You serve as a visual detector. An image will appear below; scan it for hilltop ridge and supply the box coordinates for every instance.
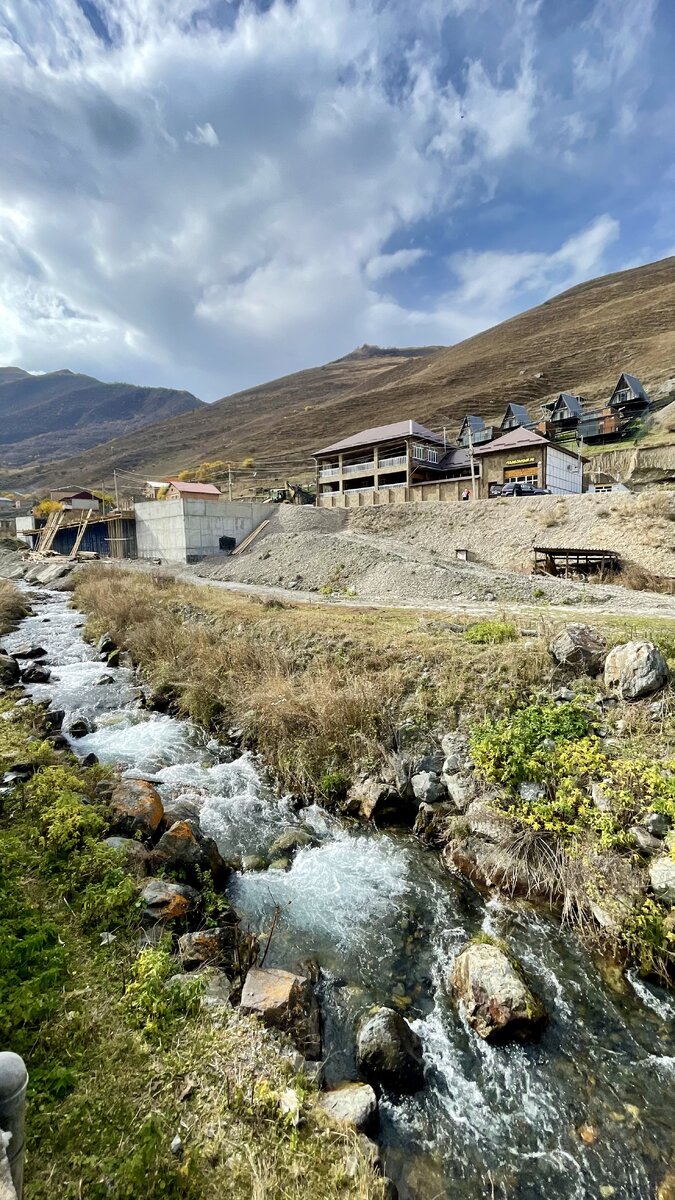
[3,255,675,491]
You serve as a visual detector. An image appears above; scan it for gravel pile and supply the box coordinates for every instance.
[193,508,675,613]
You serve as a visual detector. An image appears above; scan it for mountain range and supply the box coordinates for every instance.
[0,368,203,468]
[2,255,674,494]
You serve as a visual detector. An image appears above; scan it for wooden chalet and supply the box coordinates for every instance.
[608,373,650,418]
[499,403,532,434]
[314,420,479,507]
[542,393,584,433]
[456,415,494,448]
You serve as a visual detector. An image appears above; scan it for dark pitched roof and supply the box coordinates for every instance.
[314,420,443,456]
[458,414,486,432]
[557,393,583,416]
[502,403,532,424]
[615,373,649,401]
[474,425,586,461]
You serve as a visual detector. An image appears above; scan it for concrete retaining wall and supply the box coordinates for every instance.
[134,499,269,563]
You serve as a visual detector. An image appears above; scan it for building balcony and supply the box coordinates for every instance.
[378,454,407,470]
[342,460,376,475]
[319,466,340,479]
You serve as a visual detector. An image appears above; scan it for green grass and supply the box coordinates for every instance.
[0,697,384,1200]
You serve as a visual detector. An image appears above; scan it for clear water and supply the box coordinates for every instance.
[4,590,674,1200]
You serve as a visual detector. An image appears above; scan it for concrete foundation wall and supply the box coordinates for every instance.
[134,499,270,563]
[135,499,187,561]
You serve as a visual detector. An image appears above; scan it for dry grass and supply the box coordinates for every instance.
[618,563,675,594]
[74,567,556,796]
[0,578,29,635]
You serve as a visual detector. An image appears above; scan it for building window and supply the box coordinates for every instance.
[412,443,439,463]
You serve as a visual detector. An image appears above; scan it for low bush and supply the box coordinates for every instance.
[463,619,518,645]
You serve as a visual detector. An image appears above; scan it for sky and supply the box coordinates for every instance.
[1,0,674,403]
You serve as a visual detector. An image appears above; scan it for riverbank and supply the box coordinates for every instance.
[73,566,675,980]
[3,577,675,1200]
[0,589,385,1199]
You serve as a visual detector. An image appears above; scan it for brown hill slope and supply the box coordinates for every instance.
[7,255,675,492]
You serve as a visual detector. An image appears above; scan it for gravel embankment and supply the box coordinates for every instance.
[193,495,675,617]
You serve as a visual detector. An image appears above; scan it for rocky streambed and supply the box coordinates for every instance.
[2,589,675,1200]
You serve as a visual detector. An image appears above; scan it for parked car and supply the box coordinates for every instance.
[500,481,550,497]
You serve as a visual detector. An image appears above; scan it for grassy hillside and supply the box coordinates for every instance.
[0,367,204,466]
[6,255,675,492]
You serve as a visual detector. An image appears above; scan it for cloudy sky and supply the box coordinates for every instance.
[1,0,674,401]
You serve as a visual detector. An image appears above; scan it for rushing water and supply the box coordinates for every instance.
[4,589,675,1200]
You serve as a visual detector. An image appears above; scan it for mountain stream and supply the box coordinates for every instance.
[3,589,674,1200]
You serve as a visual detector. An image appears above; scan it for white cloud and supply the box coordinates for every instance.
[0,0,667,401]
[365,249,427,281]
[574,0,658,92]
[185,121,219,146]
[447,214,620,317]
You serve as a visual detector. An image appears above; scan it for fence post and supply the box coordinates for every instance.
[0,1053,28,1198]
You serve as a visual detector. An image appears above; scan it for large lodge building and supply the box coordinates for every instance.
[314,421,584,508]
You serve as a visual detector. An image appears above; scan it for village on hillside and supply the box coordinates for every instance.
[0,369,672,578]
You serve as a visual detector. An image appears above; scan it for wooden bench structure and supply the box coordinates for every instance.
[532,546,621,578]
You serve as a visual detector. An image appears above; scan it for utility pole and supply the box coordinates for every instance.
[228,465,233,502]
[113,469,119,510]
[467,425,478,500]
[101,483,106,516]
[443,426,447,450]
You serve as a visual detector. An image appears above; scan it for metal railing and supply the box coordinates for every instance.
[342,460,376,475]
[378,455,407,469]
[318,467,340,479]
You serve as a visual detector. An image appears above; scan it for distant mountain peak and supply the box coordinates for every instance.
[0,367,204,468]
[336,343,446,362]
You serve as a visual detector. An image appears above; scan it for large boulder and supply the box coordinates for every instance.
[140,878,202,924]
[604,641,669,700]
[450,940,547,1041]
[240,966,321,1059]
[413,801,455,845]
[178,926,237,971]
[0,654,20,687]
[318,1082,378,1133]
[162,797,202,829]
[11,644,47,660]
[443,772,476,810]
[96,632,117,658]
[410,770,445,805]
[356,1007,424,1094]
[267,828,316,858]
[20,663,50,684]
[150,820,227,885]
[549,623,606,674]
[68,717,92,738]
[108,779,164,839]
[346,773,399,822]
[649,856,675,904]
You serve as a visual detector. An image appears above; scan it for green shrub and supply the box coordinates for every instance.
[471,700,675,845]
[622,899,675,978]
[470,699,592,789]
[463,619,518,645]
[122,945,204,1043]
